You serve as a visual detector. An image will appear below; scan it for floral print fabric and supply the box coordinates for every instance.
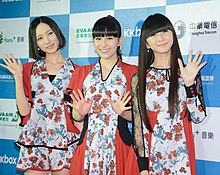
[82,62,127,174]
[16,59,79,171]
[145,68,206,174]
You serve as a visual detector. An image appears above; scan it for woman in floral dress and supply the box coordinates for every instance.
[1,16,80,175]
[131,13,207,175]
[66,15,139,175]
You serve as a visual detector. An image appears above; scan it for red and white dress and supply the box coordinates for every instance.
[131,68,207,175]
[15,59,80,172]
[67,59,139,175]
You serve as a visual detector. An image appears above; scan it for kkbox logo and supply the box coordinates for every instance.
[124,26,141,38]
[0,154,17,165]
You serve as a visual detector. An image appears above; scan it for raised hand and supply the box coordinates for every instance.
[1,53,23,78]
[106,90,131,116]
[178,50,207,87]
[67,89,93,121]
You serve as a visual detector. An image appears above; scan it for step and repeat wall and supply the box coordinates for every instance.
[0,0,220,174]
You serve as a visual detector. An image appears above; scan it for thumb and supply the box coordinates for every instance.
[178,58,184,71]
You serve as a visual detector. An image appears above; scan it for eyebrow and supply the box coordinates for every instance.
[36,29,52,38]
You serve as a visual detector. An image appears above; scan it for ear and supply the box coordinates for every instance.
[145,42,150,49]
[118,36,124,47]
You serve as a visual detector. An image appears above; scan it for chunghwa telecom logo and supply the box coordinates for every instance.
[0,32,3,44]
[174,20,186,39]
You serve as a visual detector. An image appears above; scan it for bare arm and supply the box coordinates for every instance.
[1,54,30,115]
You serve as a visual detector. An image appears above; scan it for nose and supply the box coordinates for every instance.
[44,36,50,44]
[100,38,107,47]
[157,32,163,41]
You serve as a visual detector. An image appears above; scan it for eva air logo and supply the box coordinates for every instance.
[0,32,3,44]
[12,111,19,122]
[0,112,19,123]
[75,27,92,39]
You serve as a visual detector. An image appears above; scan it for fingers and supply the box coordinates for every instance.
[2,53,19,65]
[17,57,22,65]
[198,61,207,70]
[123,94,131,105]
[178,58,184,71]
[187,49,193,63]
[193,50,203,63]
[196,51,204,65]
[77,89,84,100]
[9,53,16,63]
[72,89,84,102]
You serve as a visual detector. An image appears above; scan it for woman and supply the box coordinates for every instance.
[131,13,207,175]
[66,15,139,175]
[1,16,80,175]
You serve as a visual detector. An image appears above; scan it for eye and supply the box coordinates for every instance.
[106,36,114,40]
[48,31,54,35]
[37,37,42,41]
[95,37,101,40]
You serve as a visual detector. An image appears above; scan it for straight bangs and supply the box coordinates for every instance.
[92,17,120,38]
[143,14,173,39]
[92,27,119,38]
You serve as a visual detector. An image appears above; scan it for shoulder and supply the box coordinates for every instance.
[118,60,138,76]
[23,61,35,74]
[74,62,97,73]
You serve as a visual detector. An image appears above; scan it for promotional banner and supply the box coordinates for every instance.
[0,0,219,174]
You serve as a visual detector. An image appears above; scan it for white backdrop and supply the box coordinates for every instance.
[0,0,219,174]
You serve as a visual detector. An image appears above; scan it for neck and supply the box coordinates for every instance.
[151,52,171,68]
[100,57,118,70]
[45,50,65,64]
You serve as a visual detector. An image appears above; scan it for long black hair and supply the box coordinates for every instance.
[138,13,183,131]
[29,16,66,60]
[92,15,122,59]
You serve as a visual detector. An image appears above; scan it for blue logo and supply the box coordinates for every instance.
[115,6,165,57]
[0,139,20,175]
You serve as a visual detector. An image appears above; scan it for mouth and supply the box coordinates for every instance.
[157,42,168,47]
[45,44,54,49]
[100,49,110,53]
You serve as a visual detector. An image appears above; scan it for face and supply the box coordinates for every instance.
[93,35,122,60]
[36,23,59,54]
[146,29,173,55]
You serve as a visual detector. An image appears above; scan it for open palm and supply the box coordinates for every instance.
[70,89,93,116]
[106,90,131,116]
[1,53,23,77]
[178,50,207,87]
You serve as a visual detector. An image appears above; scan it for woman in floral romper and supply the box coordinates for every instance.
[1,16,80,175]
[66,15,139,175]
[131,13,207,175]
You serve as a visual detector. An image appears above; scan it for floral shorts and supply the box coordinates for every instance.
[16,145,75,172]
